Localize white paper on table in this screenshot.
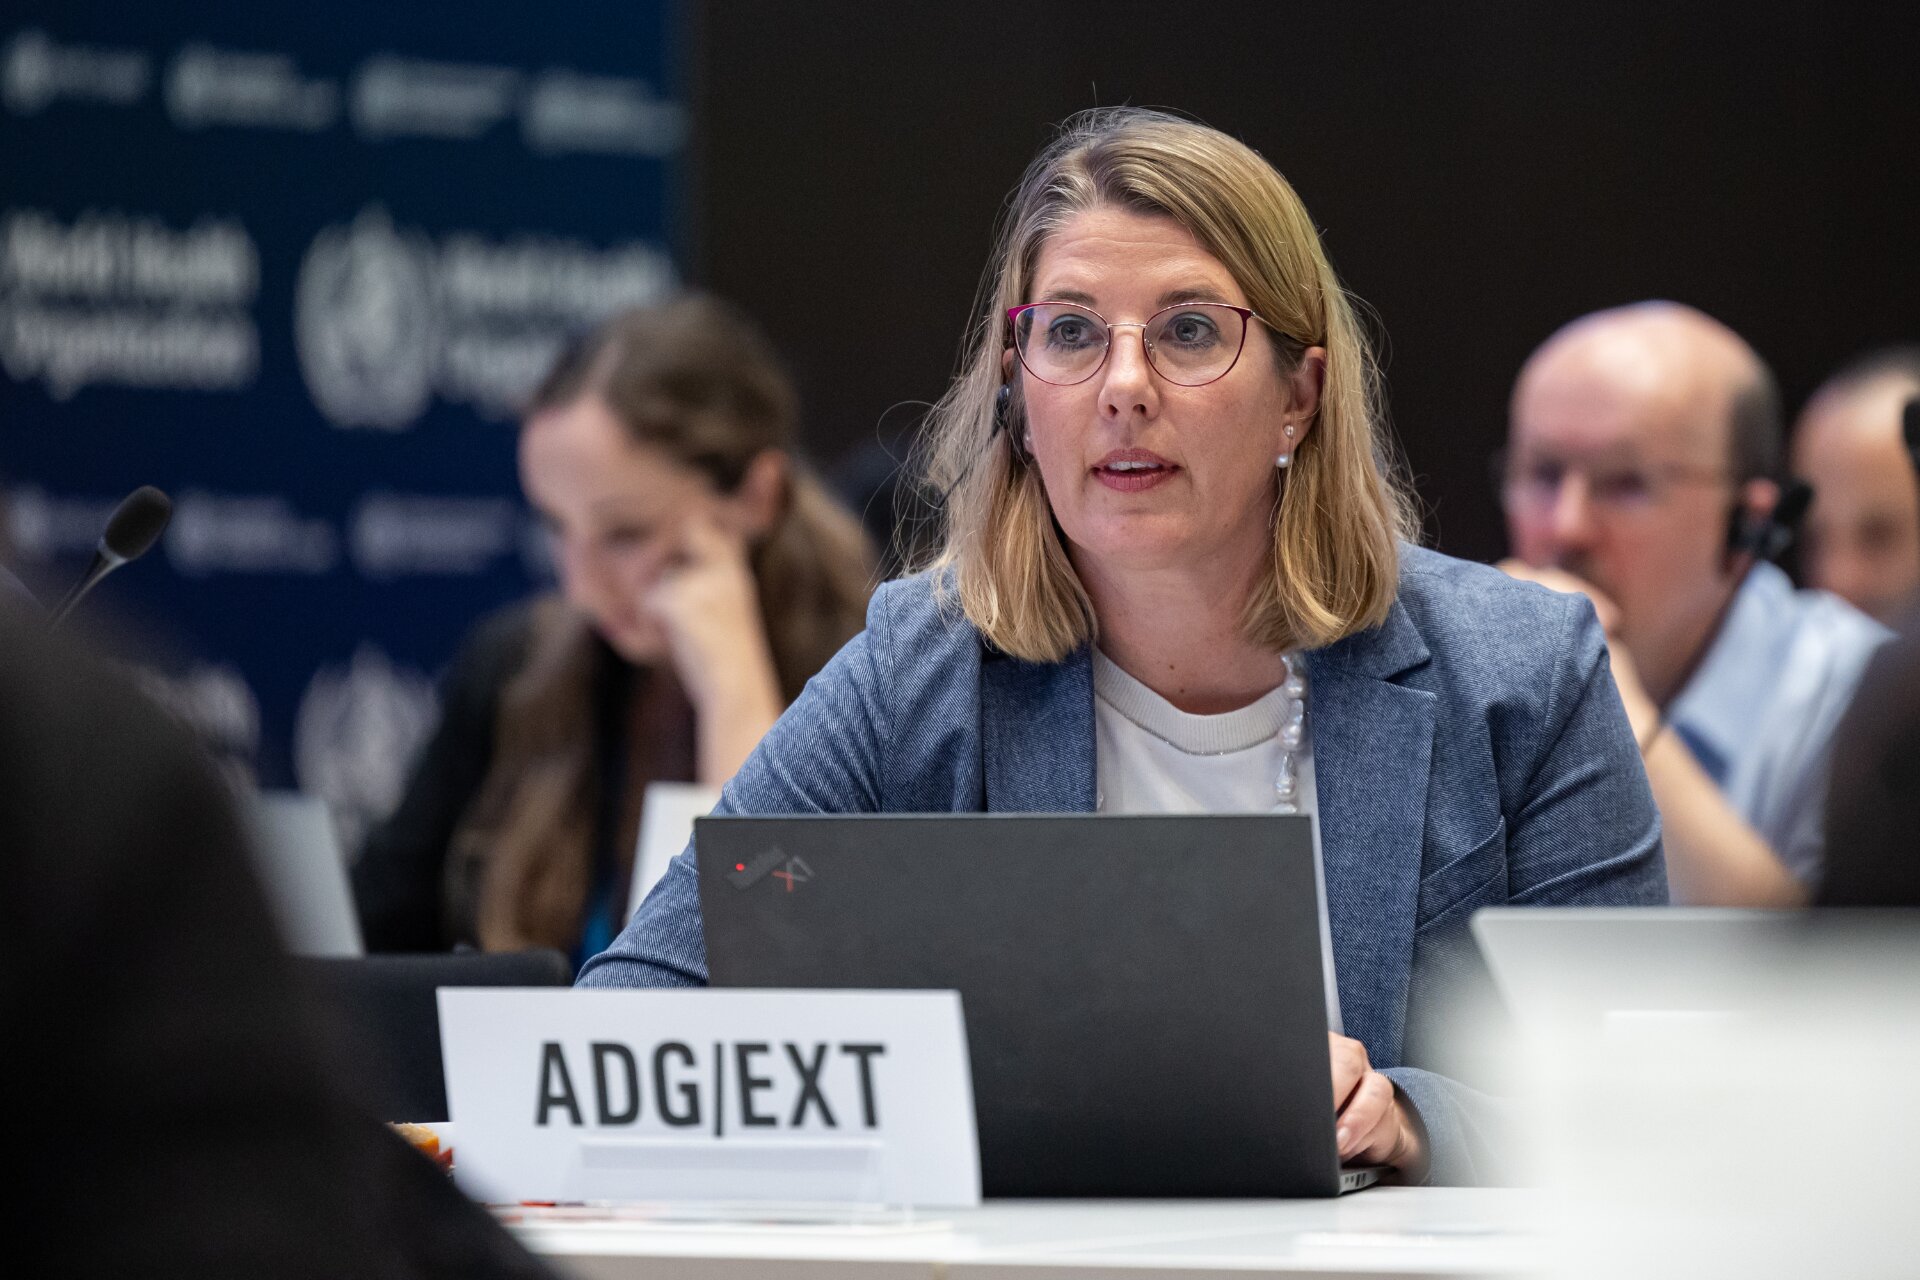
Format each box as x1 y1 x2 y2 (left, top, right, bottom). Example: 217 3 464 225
628 781 721 919
438 987 981 1208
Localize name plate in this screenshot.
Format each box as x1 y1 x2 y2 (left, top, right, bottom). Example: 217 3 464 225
437 988 980 1207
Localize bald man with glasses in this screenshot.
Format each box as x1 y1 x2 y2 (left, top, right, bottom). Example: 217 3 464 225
1497 301 1887 906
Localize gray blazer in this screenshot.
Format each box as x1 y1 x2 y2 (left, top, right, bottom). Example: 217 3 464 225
579 545 1668 1184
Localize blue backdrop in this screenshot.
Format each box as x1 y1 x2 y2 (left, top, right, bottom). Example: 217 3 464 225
1 4 683 848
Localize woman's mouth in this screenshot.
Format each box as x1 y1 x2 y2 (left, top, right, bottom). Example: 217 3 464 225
1093 449 1178 492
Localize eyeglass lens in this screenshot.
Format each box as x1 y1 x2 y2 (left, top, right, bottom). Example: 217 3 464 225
1012 303 1249 387
1499 455 1730 514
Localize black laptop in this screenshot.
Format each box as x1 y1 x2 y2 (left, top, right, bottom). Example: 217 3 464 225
696 813 1380 1197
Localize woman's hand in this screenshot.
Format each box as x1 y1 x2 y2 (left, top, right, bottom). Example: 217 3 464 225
644 513 785 783
1329 1032 1427 1178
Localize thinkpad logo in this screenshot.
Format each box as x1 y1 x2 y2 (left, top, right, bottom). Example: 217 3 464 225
726 847 815 892
771 857 813 893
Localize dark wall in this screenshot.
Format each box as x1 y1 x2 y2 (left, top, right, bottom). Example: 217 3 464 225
691 4 1919 563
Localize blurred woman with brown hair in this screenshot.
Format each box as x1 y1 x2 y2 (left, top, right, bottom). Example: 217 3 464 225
353 293 876 967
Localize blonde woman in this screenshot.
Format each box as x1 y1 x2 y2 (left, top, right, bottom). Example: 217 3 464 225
580 110 1667 1185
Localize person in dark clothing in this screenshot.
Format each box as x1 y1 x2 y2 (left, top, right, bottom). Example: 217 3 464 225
0 605 552 1280
353 294 876 966
1817 608 1920 907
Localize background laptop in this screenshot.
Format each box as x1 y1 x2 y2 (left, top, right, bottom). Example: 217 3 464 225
627 781 721 920
1469 907 1801 1032
697 813 1380 1197
244 790 364 958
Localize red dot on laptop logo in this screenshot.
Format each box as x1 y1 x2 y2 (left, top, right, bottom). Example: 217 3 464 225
734 862 745 871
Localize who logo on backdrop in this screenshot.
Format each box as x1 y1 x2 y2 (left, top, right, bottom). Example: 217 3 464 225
295 206 436 429
294 643 438 853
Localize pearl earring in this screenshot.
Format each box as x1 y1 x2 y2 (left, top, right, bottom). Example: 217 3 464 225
1275 421 1295 469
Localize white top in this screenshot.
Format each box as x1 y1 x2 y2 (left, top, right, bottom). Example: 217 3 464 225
1091 650 1342 1032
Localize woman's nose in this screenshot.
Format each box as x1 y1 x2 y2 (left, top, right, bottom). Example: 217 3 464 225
555 539 607 611
1098 324 1156 419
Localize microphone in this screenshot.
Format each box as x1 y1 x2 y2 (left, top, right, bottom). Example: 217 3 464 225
48 486 173 627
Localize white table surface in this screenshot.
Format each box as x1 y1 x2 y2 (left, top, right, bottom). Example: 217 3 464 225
508 1188 1541 1278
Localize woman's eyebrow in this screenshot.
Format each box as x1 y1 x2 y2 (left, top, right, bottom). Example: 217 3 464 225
1156 286 1232 307
1032 287 1098 306
1029 285 1233 308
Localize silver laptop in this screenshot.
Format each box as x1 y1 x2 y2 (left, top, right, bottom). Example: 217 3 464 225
1472 906 1920 1025
1469 907 1802 1030
243 790 364 957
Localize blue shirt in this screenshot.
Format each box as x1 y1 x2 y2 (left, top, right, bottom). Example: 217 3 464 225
1667 562 1889 888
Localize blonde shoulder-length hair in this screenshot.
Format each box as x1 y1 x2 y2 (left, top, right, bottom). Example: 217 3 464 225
916 107 1417 662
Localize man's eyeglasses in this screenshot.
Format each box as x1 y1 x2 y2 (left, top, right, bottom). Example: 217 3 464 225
1493 449 1735 515
1006 301 1271 388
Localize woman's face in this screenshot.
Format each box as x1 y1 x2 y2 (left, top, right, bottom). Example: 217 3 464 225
518 395 731 664
1015 206 1321 581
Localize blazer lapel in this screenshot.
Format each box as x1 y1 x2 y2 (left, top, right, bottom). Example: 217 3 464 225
1304 602 1435 1066
980 647 1098 813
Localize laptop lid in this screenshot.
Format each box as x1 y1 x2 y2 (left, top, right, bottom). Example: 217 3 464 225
627 781 721 921
244 790 364 958
697 813 1346 1197
1469 907 1804 1031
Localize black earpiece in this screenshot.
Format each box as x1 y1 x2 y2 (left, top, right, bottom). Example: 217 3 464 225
1725 505 1766 559
993 382 1032 464
935 383 1025 506
1726 480 1814 564
1902 397 1920 476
